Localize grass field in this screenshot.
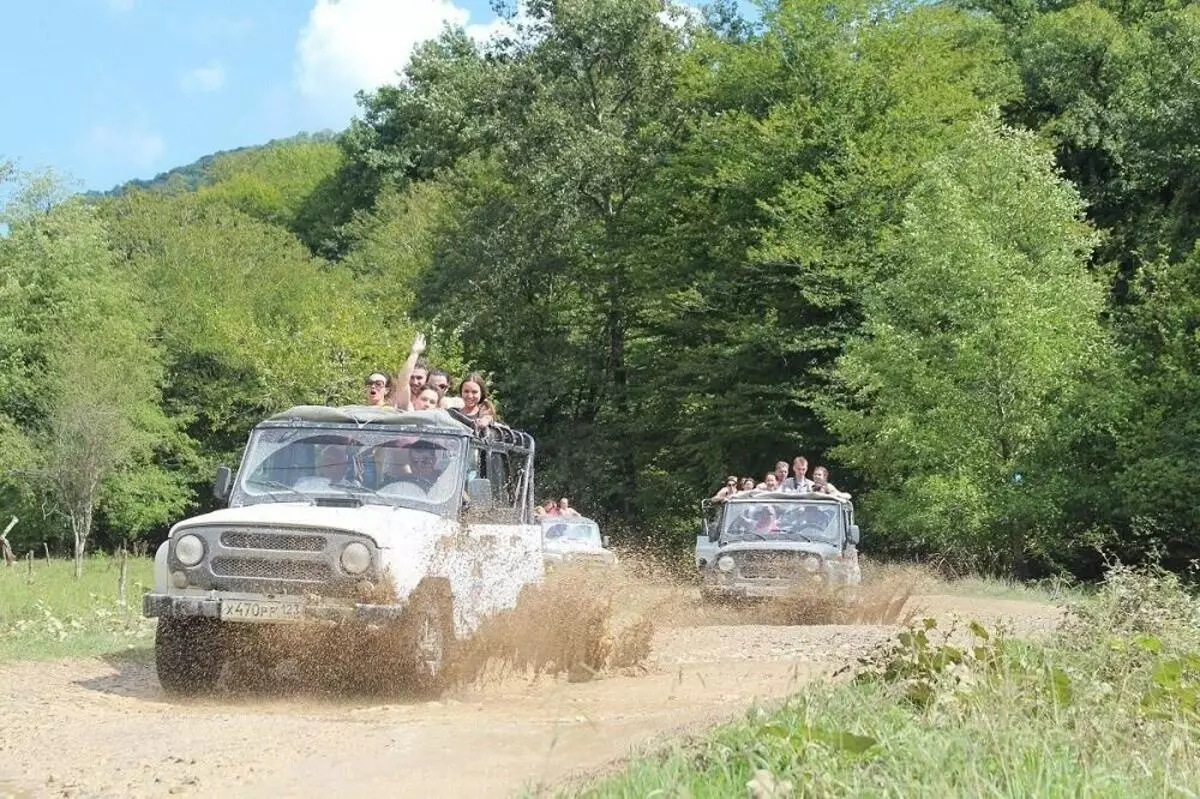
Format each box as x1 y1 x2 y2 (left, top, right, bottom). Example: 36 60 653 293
0 554 155 662
578 564 1200 798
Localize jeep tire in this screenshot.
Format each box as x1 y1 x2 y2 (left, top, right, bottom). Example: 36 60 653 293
401 579 457 697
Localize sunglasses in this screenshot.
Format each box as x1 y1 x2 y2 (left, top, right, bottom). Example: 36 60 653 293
364 379 387 388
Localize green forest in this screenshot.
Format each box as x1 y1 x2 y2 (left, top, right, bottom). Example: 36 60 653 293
1 0 1198 578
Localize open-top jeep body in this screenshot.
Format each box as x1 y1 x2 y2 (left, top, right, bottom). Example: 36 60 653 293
144 405 542 695
694 491 861 600
538 516 616 568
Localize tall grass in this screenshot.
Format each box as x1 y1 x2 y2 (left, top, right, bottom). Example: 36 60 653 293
0 554 155 662
579 564 1200 797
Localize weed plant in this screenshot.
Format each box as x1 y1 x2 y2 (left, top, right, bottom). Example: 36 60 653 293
581 564 1200 798
0 554 155 662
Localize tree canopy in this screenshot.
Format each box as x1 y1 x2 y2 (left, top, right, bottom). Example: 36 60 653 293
2 0 1199 576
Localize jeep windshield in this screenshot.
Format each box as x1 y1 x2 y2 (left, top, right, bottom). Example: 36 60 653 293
541 519 602 546
230 426 468 516
720 501 844 544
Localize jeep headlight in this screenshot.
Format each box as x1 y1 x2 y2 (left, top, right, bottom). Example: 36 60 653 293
340 542 371 575
174 534 204 567
802 555 821 573
717 555 736 573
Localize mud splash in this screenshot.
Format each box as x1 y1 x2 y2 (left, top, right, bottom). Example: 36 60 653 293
213 559 927 697
454 564 656 685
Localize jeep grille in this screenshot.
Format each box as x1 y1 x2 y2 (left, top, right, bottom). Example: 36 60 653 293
737 551 819 580
173 525 375 597
221 531 326 552
211 556 330 582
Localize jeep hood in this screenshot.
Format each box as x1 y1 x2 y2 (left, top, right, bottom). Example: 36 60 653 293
717 539 841 557
171 503 452 548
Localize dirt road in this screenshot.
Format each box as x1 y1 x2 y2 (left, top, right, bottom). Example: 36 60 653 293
0 593 1060 798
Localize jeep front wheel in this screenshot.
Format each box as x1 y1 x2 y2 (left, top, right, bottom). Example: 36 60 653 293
401 580 456 696
155 617 227 696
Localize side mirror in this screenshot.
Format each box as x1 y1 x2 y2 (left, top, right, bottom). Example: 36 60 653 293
466 478 494 511
848 524 860 546
213 465 232 501
602 535 611 548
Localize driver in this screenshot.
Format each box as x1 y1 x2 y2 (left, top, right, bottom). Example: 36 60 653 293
381 438 447 493
793 505 830 532
753 504 781 534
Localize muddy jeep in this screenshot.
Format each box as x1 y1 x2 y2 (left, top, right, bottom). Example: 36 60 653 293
694 491 861 600
144 406 543 696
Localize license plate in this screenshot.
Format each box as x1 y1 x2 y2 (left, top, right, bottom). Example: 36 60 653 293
220 599 304 623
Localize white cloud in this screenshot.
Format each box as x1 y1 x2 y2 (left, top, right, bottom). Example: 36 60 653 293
296 0 473 120
181 61 227 93
465 11 522 46
84 124 165 170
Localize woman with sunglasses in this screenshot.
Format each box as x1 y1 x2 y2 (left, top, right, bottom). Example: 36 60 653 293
710 475 739 503
363 372 392 407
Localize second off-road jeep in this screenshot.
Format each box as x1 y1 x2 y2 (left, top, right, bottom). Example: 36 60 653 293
694 491 861 600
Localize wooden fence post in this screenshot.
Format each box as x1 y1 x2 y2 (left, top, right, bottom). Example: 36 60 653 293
0 517 16 567
118 544 129 610
26 550 33 584
43 542 50 561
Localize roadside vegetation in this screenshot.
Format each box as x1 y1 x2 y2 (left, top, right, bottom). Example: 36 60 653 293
0 555 154 662
581 565 1199 797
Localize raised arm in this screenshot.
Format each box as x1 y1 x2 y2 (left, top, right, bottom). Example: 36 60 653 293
391 332 427 410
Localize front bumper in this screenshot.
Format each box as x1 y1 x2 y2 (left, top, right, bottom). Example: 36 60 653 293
701 571 828 598
701 582 800 599
143 593 408 623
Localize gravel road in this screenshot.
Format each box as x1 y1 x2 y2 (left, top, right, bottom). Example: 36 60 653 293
0 591 1061 798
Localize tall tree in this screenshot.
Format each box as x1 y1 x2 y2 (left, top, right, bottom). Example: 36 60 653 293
824 116 1109 575
372 0 700 523
0 174 180 572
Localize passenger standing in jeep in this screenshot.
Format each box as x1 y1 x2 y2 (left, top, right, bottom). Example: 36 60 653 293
812 466 851 500
782 456 814 493
364 372 391 408
390 332 428 411
459 373 497 428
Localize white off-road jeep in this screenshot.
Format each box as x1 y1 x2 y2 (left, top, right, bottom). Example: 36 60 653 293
538 516 617 569
694 491 861 600
144 406 543 696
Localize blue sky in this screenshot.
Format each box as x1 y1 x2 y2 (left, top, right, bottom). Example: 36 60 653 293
0 0 501 193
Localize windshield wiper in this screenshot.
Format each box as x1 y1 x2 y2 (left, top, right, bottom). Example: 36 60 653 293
327 481 395 506
727 531 767 542
245 479 316 505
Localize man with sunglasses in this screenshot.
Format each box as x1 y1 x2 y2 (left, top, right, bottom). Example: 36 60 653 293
427 369 451 398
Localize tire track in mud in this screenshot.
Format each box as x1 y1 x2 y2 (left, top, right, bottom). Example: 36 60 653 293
0 575 1061 799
